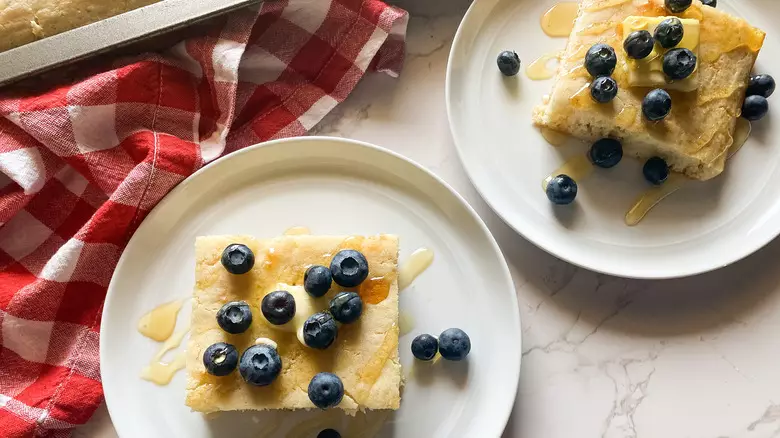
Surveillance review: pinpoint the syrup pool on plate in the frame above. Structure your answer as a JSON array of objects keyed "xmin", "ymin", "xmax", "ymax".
[
  {"xmin": 526, "ymin": 51, "xmax": 562, "ymax": 80},
  {"xmin": 137, "ymin": 299, "xmax": 185, "ymax": 342},
  {"xmin": 542, "ymin": 154, "xmax": 593, "ymax": 191},
  {"xmin": 541, "ymin": 2, "xmax": 579, "ymax": 37},
  {"xmin": 398, "ymin": 247, "xmax": 434, "ymax": 291},
  {"xmin": 140, "ymin": 323, "xmax": 190, "ymax": 385}
]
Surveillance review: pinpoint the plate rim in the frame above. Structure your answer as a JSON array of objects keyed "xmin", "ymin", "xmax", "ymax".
[
  {"xmin": 445, "ymin": 0, "xmax": 780, "ymax": 280},
  {"xmin": 99, "ymin": 136, "xmax": 521, "ymax": 437}
]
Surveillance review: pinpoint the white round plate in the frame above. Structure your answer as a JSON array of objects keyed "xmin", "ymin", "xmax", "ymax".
[
  {"xmin": 446, "ymin": 0, "xmax": 780, "ymax": 278},
  {"xmin": 100, "ymin": 137, "xmax": 520, "ymax": 438}
]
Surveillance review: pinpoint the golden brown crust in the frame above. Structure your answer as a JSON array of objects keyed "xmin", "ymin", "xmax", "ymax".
[
  {"xmin": 0, "ymin": 0, "xmax": 159, "ymax": 52},
  {"xmin": 186, "ymin": 234, "xmax": 401, "ymax": 414},
  {"xmin": 534, "ymin": 0, "xmax": 765, "ymax": 180}
]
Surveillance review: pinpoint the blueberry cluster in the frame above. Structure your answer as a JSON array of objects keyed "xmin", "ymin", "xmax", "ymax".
[
  {"xmin": 743, "ymin": 74, "xmax": 774, "ymax": 122},
  {"xmin": 201, "ymin": 244, "xmax": 370, "ymax": 408},
  {"xmin": 202, "ymin": 297, "xmax": 283, "ymax": 386},
  {"xmin": 546, "ymin": 138, "xmax": 624, "ymax": 205},
  {"xmin": 411, "ymin": 328, "xmax": 471, "ymax": 362},
  {"xmin": 620, "ymin": 15, "xmax": 698, "ymax": 123},
  {"xmin": 584, "ymin": 43, "xmax": 619, "ymax": 104}
]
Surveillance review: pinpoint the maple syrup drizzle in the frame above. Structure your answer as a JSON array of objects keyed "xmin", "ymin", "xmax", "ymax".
[
  {"xmin": 728, "ymin": 118, "xmax": 752, "ymax": 159},
  {"xmin": 137, "ymin": 299, "xmax": 185, "ymax": 342},
  {"xmin": 140, "ymin": 323, "xmax": 190, "ymax": 385},
  {"xmin": 541, "ymin": 2, "xmax": 579, "ymax": 37},
  {"xmin": 398, "ymin": 247, "xmax": 434, "ymax": 291},
  {"xmin": 540, "ymin": 127, "xmax": 572, "ymax": 147},
  {"xmin": 626, "ymin": 120, "xmax": 752, "ymax": 225},
  {"xmin": 542, "ymin": 154, "xmax": 593, "ymax": 191},
  {"xmin": 526, "ymin": 51, "xmax": 562, "ymax": 80},
  {"xmin": 354, "ymin": 325, "xmax": 399, "ymax": 404}
]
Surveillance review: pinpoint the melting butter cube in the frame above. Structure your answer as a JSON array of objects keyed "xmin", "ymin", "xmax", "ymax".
[{"xmin": 622, "ymin": 16, "xmax": 700, "ymax": 91}]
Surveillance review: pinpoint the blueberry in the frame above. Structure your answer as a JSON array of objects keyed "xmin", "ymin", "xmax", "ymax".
[
  {"xmin": 239, "ymin": 344, "xmax": 282, "ymax": 386},
  {"xmin": 216, "ymin": 301, "xmax": 252, "ymax": 334},
  {"xmin": 304, "ymin": 265, "xmax": 332, "ymax": 298},
  {"xmin": 317, "ymin": 430, "xmax": 341, "ymax": 438},
  {"xmin": 589, "ymin": 138, "xmax": 623, "ymax": 168},
  {"xmin": 665, "ymin": 0, "xmax": 692, "ymax": 13},
  {"xmin": 701, "ymin": 0, "xmax": 716, "ymax": 6},
  {"xmin": 261, "ymin": 291, "xmax": 296, "ymax": 325},
  {"xmin": 747, "ymin": 74, "xmax": 775, "ymax": 98},
  {"xmin": 654, "ymin": 17, "xmax": 684, "ymax": 49},
  {"xmin": 643, "ymin": 157, "xmax": 670, "ymax": 185},
  {"xmin": 497, "ymin": 50, "xmax": 521, "ymax": 76},
  {"xmin": 590, "ymin": 76, "xmax": 618, "ymax": 103},
  {"xmin": 663, "ymin": 48, "xmax": 697, "ymax": 80},
  {"xmin": 411, "ymin": 334, "xmax": 439, "ymax": 361},
  {"xmin": 438, "ymin": 328, "xmax": 471, "ymax": 361},
  {"xmin": 742, "ymin": 95, "xmax": 769, "ymax": 121},
  {"xmin": 303, "ymin": 312, "xmax": 338, "ymax": 349},
  {"xmin": 308, "ymin": 372, "xmax": 344, "ymax": 409},
  {"xmin": 330, "ymin": 250, "xmax": 369, "ymax": 287},
  {"xmin": 202, "ymin": 342, "xmax": 238, "ymax": 376},
  {"xmin": 221, "ymin": 244, "xmax": 254, "ymax": 275},
  {"xmin": 642, "ymin": 89, "xmax": 672, "ymax": 121},
  {"xmin": 623, "ymin": 30, "xmax": 654, "ymax": 59},
  {"xmin": 584, "ymin": 44, "xmax": 617, "ymax": 77},
  {"xmin": 546, "ymin": 174, "xmax": 578, "ymax": 205},
  {"xmin": 329, "ymin": 292, "xmax": 363, "ymax": 324}
]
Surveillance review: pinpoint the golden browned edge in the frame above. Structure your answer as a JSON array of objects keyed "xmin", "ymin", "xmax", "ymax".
[
  {"xmin": 185, "ymin": 234, "xmax": 401, "ymax": 414},
  {"xmin": 534, "ymin": 0, "xmax": 765, "ymax": 180}
]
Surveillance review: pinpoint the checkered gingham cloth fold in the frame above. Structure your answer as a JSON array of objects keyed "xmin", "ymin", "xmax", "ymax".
[{"xmin": 0, "ymin": 1, "xmax": 408, "ymax": 436}]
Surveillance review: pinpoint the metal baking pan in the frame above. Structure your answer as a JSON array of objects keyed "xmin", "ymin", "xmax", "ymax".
[{"xmin": 0, "ymin": 0, "xmax": 263, "ymax": 87}]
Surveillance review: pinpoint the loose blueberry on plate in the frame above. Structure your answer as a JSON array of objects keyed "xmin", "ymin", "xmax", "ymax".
[
  {"xmin": 216, "ymin": 301, "xmax": 253, "ymax": 334},
  {"xmin": 546, "ymin": 175, "xmax": 578, "ymax": 205},
  {"xmin": 221, "ymin": 243, "xmax": 255, "ymax": 275},
  {"xmin": 308, "ymin": 372, "xmax": 344, "ymax": 409},
  {"xmin": 304, "ymin": 265, "xmax": 332, "ymax": 298},
  {"xmin": 665, "ymin": 0, "xmax": 692, "ymax": 13},
  {"xmin": 643, "ymin": 157, "xmax": 670, "ymax": 185},
  {"xmin": 584, "ymin": 43, "xmax": 617, "ymax": 77},
  {"xmin": 624, "ymin": 30, "xmax": 654, "ymax": 59},
  {"xmin": 663, "ymin": 48, "xmax": 697, "ymax": 80},
  {"xmin": 496, "ymin": 50, "xmax": 521, "ymax": 76},
  {"xmin": 589, "ymin": 138, "xmax": 623, "ymax": 169},
  {"xmin": 239, "ymin": 344, "xmax": 282, "ymax": 386},
  {"xmin": 642, "ymin": 89, "xmax": 672, "ymax": 121},
  {"xmin": 203, "ymin": 342, "xmax": 239, "ymax": 376},
  {"xmin": 701, "ymin": 0, "xmax": 716, "ymax": 6},
  {"xmin": 329, "ymin": 292, "xmax": 363, "ymax": 324},
  {"xmin": 742, "ymin": 95, "xmax": 769, "ymax": 121},
  {"xmin": 747, "ymin": 74, "xmax": 775, "ymax": 98},
  {"xmin": 318, "ymin": 429, "xmax": 341, "ymax": 438},
  {"xmin": 590, "ymin": 76, "xmax": 618, "ymax": 103},
  {"xmin": 654, "ymin": 17, "xmax": 684, "ymax": 49},
  {"xmin": 303, "ymin": 312, "xmax": 338, "ymax": 349},
  {"xmin": 330, "ymin": 250, "xmax": 369, "ymax": 287},
  {"xmin": 261, "ymin": 290, "xmax": 296, "ymax": 325},
  {"xmin": 438, "ymin": 328, "xmax": 471, "ymax": 361},
  {"xmin": 411, "ymin": 334, "xmax": 439, "ymax": 361}
]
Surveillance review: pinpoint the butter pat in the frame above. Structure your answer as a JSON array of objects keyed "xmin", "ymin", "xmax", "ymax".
[{"xmin": 622, "ymin": 16, "xmax": 700, "ymax": 91}]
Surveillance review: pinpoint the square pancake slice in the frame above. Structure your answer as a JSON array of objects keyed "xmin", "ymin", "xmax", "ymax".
[
  {"xmin": 533, "ymin": 0, "xmax": 765, "ymax": 180},
  {"xmin": 186, "ymin": 234, "xmax": 401, "ymax": 414}
]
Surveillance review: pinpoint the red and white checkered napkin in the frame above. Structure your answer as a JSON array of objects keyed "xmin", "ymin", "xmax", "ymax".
[{"xmin": 0, "ymin": 1, "xmax": 407, "ymax": 435}]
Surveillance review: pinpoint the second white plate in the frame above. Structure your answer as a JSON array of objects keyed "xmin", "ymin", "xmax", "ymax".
[
  {"xmin": 100, "ymin": 137, "xmax": 520, "ymax": 438},
  {"xmin": 446, "ymin": 0, "xmax": 780, "ymax": 278}
]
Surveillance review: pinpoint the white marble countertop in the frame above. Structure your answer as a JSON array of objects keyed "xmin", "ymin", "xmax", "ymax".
[{"xmin": 78, "ymin": 1, "xmax": 780, "ymax": 437}]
